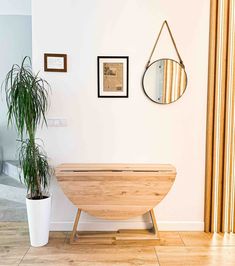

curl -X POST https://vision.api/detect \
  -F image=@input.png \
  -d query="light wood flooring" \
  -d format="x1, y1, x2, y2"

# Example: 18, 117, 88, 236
1, 223, 235, 265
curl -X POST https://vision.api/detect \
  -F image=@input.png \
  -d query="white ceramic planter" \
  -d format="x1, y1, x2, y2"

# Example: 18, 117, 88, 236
26, 195, 51, 247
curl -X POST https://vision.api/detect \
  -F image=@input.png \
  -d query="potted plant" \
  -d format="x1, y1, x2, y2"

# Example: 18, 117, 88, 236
3, 57, 53, 247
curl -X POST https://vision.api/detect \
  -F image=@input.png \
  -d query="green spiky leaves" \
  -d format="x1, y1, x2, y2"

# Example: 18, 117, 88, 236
4, 57, 49, 139
3, 56, 52, 199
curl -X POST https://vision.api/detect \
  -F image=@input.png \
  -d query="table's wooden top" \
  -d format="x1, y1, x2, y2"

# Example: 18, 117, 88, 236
55, 163, 176, 220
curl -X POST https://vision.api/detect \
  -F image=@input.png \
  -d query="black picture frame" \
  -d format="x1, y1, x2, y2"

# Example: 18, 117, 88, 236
97, 56, 129, 98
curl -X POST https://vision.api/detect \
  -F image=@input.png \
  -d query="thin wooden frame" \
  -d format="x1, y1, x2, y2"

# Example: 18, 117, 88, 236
44, 53, 67, 72
97, 56, 129, 98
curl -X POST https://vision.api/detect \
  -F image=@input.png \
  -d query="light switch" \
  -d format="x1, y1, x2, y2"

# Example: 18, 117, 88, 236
47, 118, 67, 127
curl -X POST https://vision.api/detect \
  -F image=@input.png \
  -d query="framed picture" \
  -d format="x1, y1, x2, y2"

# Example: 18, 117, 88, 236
44, 53, 67, 72
97, 56, 129, 97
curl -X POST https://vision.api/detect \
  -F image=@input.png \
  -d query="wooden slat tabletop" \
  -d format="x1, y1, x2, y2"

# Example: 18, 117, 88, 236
55, 163, 176, 220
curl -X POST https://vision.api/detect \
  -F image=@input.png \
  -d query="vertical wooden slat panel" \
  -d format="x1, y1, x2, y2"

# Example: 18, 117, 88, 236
227, 0, 235, 233
172, 62, 177, 102
211, 0, 228, 233
205, 0, 235, 233
176, 65, 181, 99
222, 0, 235, 233
180, 67, 185, 96
168, 60, 173, 102
165, 60, 171, 103
168, 61, 173, 102
205, 0, 218, 233
163, 60, 167, 103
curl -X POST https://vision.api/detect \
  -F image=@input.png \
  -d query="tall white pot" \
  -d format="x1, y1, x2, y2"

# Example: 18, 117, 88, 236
26, 196, 51, 247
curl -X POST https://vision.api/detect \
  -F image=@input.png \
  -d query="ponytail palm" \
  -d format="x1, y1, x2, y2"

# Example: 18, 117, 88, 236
4, 57, 49, 138
3, 56, 52, 199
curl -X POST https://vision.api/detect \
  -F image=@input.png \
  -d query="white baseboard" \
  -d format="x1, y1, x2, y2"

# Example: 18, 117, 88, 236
156, 221, 204, 231
50, 221, 204, 231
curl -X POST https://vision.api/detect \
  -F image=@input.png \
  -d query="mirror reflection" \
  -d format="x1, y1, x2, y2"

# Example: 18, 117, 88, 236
142, 59, 187, 104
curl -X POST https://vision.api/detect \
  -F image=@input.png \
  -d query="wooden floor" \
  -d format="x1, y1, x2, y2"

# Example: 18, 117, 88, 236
1, 223, 235, 265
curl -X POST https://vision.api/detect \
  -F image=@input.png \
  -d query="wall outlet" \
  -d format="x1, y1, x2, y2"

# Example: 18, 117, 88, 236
47, 118, 67, 127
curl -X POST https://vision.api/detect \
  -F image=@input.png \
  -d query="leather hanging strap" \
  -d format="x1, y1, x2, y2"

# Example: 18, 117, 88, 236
146, 20, 184, 68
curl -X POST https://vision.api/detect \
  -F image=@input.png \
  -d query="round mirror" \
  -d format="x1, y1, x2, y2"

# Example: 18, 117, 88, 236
142, 59, 187, 104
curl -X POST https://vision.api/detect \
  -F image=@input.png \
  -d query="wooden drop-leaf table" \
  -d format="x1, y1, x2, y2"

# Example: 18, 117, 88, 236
55, 164, 176, 244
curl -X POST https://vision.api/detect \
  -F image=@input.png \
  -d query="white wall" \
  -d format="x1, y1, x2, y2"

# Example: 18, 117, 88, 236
32, 0, 210, 231
0, 0, 31, 15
